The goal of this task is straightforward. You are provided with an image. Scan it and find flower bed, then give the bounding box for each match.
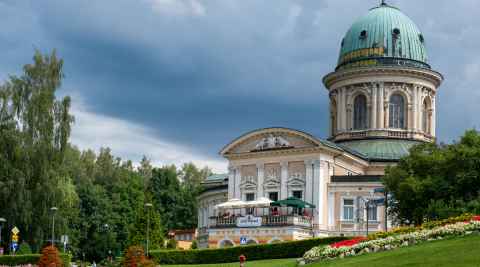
[329,237,367,248]
[301,218,480,265]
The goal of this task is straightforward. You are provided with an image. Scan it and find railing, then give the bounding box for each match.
[210,215,312,228]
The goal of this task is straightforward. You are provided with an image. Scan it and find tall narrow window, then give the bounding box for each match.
[422,98,431,134]
[342,199,354,221]
[353,94,367,130]
[367,204,377,221]
[389,94,406,129]
[331,99,337,136]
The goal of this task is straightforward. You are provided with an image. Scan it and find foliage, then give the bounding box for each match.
[38,246,63,267]
[165,239,177,250]
[0,51,211,262]
[150,237,347,265]
[122,246,154,267]
[0,50,77,252]
[190,240,198,250]
[127,204,164,250]
[17,243,32,255]
[383,130,480,224]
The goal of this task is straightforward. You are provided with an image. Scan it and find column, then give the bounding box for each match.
[234,167,241,199]
[280,162,288,199]
[257,163,264,198]
[304,160,313,204]
[412,86,418,130]
[312,160,321,226]
[431,96,436,136]
[379,83,385,128]
[336,89,342,132]
[341,88,348,131]
[372,84,377,129]
[227,166,235,199]
[417,86,422,132]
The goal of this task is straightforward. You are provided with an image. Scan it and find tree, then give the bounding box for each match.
[128,204,164,250]
[0,50,77,252]
[383,130,480,225]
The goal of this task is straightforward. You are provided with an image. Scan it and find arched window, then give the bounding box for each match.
[422,98,431,134]
[331,99,337,135]
[353,94,367,130]
[389,94,406,129]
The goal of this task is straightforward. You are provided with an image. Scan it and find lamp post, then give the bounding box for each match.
[0,217,6,250]
[144,203,153,256]
[103,223,110,261]
[51,207,58,246]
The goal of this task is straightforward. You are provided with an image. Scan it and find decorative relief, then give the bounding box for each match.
[288,161,306,186]
[263,163,281,189]
[253,134,291,151]
[240,165,257,190]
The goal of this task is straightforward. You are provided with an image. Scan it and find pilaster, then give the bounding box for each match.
[280,162,288,199]
[257,163,265,198]
[304,160,313,204]
[234,166,241,199]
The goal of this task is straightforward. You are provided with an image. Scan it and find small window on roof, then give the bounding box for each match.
[360,30,368,39]
[419,34,424,43]
[341,38,345,47]
[392,28,401,37]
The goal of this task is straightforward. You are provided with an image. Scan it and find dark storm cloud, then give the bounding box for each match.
[0,0,479,163]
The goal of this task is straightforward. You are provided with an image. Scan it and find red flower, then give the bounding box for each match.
[472,215,480,221]
[330,237,367,248]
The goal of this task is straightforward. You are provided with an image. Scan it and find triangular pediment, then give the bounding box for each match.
[221,128,324,155]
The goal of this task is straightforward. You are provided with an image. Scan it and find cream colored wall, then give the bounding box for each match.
[326,68,441,143]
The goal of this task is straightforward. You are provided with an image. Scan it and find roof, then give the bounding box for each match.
[337,2,428,70]
[337,139,422,161]
[205,173,228,182]
[331,175,382,183]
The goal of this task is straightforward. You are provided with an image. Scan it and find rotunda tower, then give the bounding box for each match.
[323,1,443,161]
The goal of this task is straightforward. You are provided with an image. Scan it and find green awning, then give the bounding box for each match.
[271,197,316,209]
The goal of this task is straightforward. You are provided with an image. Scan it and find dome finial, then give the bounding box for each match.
[381,0,387,5]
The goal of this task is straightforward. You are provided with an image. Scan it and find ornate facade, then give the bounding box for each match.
[197,2,443,248]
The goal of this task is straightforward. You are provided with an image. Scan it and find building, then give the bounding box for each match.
[197,1,443,248]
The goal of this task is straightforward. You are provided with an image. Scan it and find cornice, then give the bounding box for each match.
[323,67,443,89]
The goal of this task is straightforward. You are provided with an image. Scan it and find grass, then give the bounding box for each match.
[163,258,297,267]
[309,234,480,267]
[163,234,480,267]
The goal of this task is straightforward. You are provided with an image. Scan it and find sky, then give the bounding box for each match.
[1,0,479,173]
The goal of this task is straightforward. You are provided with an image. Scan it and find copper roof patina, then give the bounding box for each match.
[337,2,429,70]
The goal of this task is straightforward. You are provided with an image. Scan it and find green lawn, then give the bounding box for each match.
[163,234,480,267]
[163,258,297,267]
[309,234,480,267]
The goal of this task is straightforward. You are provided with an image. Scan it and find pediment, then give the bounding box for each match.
[221,128,323,155]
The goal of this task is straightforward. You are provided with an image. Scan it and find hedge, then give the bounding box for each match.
[0,253,72,267]
[150,236,347,265]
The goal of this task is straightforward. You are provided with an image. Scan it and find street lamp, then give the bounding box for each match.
[144,203,153,256]
[51,207,58,246]
[0,217,6,248]
[103,224,111,261]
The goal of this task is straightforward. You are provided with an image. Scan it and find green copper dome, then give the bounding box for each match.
[337,2,429,70]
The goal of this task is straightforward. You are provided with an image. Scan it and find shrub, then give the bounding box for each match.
[190,240,198,250]
[165,239,176,249]
[38,246,63,267]
[150,236,347,265]
[17,243,33,255]
[0,253,71,267]
[122,246,154,267]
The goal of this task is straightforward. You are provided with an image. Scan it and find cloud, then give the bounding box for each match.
[147,0,206,16]
[2,0,480,165]
[70,97,228,173]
